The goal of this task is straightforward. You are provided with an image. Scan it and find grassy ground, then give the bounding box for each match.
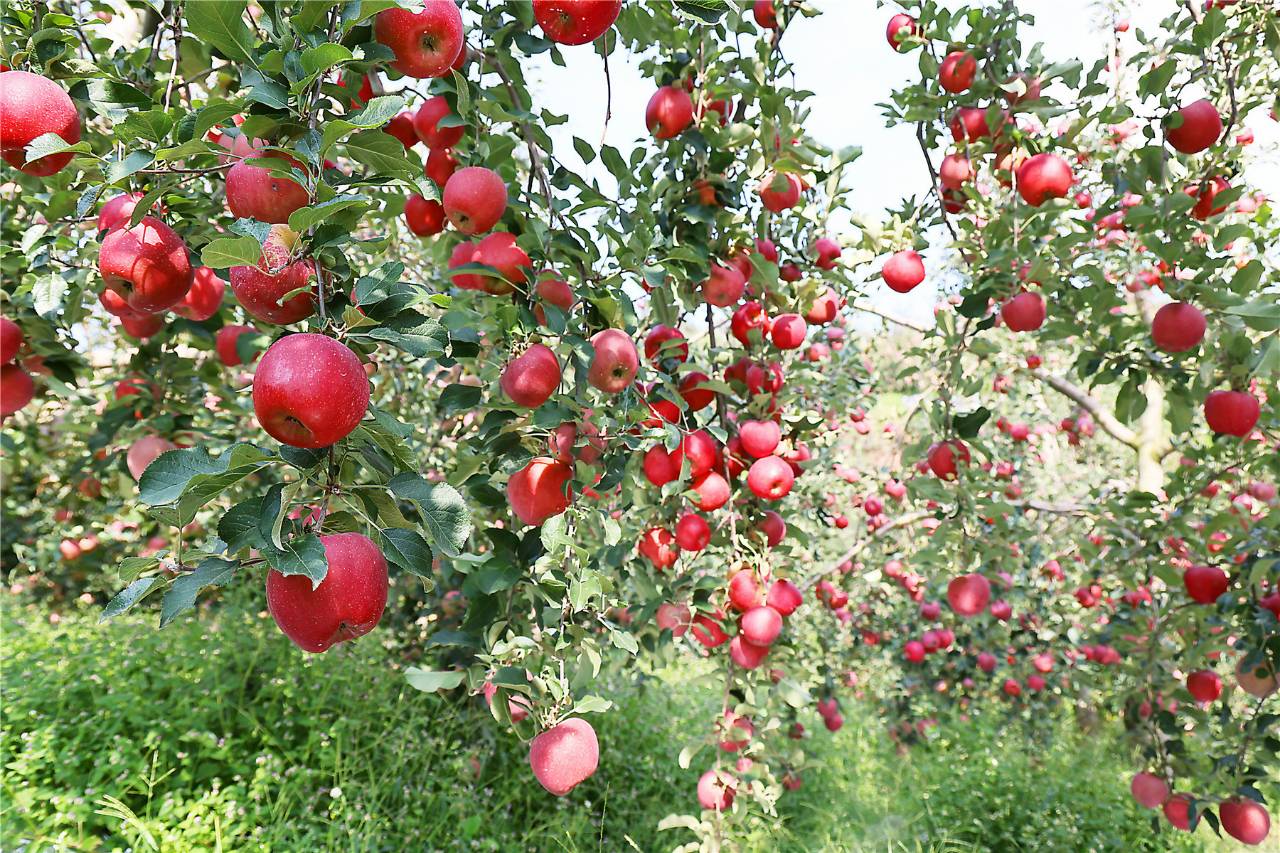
[0,593,1242,852]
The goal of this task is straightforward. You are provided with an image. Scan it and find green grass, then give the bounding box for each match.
[0,594,1246,852]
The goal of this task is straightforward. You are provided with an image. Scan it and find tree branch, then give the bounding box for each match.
[801,511,934,593]
[849,299,929,333]
[1023,367,1139,448]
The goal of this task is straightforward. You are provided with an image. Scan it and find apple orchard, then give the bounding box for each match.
[0,0,1278,848]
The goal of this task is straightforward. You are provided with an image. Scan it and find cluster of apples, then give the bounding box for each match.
[1131,772,1271,845]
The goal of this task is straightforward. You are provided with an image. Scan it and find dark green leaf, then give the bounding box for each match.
[388,473,472,557]
[159,558,238,627]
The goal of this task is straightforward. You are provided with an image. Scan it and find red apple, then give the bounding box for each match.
[947,572,991,617]
[645,86,694,139]
[729,570,763,612]
[939,51,976,93]
[729,635,769,669]
[587,329,638,393]
[1016,153,1074,206]
[638,526,679,569]
[384,111,418,149]
[758,171,802,212]
[1183,564,1227,604]
[767,578,802,615]
[215,324,257,366]
[679,372,715,411]
[501,343,560,407]
[697,769,736,811]
[1163,795,1192,831]
[1187,175,1230,220]
[1130,772,1168,809]
[770,313,806,349]
[927,440,970,479]
[120,313,164,340]
[1166,99,1222,154]
[739,420,781,458]
[1203,390,1259,437]
[730,302,769,347]
[740,605,782,646]
[374,1,464,79]
[1186,669,1222,703]
[469,231,531,294]
[747,456,794,500]
[1220,797,1271,846]
[0,363,35,417]
[675,512,711,551]
[885,13,918,51]
[938,153,973,189]
[701,263,746,307]
[656,602,691,636]
[252,333,369,448]
[127,434,176,481]
[1151,302,1205,353]
[534,275,574,324]
[425,146,458,187]
[443,166,507,235]
[97,192,145,233]
[532,0,621,45]
[230,258,316,325]
[1001,292,1045,332]
[0,71,81,176]
[225,154,310,224]
[883,250,925,293]
[753,0,777,28]
[0,317,22,364]
[173,267,226,321]
[690,470,730,511]
[98,217,194,314]
[413,96,465,149]
[405,194,446,236]
[267,533,388,652]
[643,325,688,363]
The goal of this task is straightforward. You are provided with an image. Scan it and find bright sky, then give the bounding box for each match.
[526,1,1280,329]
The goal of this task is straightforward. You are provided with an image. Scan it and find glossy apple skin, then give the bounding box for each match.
[404,194,446,236]
[230,259,316,325]
[697,769,736,811]
[1219,797,1271,846]
[1203,390,1259,437]
[747,455,794,500]
[252,333,369,448]
[0,70,81,176]
[501,343,561,407]
[702,264,746,307]
[425,146,458,186]
[1151,302,1205,353]
[413,96,464,149]
[528,718,599,796]
[0,363,35,417]
[266,532,389,653]
[375,2,464,79]
[215,324,256,367]
[384,111,418,149]
[97,192,145,233]
[587,329,638,393]
[947,573,991,616]
[225,154,310,224]
[507,456,573,526]
[173,267,226,321]
[1001,292,1046,332]
[645,86,694,139]
[0,317,21,364]
[771,313,806,349]
[1016,153,1074,206]
[1166,99,1222,154]
[120,313,164,339]
[532,0,621,45]
[98,217,194,314]
[443,166,508,235]
[883,250,925,293]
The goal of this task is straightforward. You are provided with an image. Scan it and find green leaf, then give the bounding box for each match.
[263,533,328,587]
[387,473,472,557]
[105,151,155,183]
[242,68,289,109]
[100,576,162,622]
[345,95,406,128]
[201,235,263,269]
[361,311,448,358]
[953,407,990,439]
[31,272,68,318]
[438,383,481,416]
[572,136,595,163]
[69,79,153,118]
[185,0,256,64]
[344,129,419,178]
[1223,300,1280,332]
[138,443,275,526]
[571,695,613,715]
[159,558,237,627]
[22,131,91,165]
[118,555,161,583]
[190,101,246,142]
[352,261,405,307]
[293,0,341,31]
[404,667,465,693]
[674,0,730,24]
[116,109,174,143]
[381,527,434,578]
[219,496,267,554]
[301,42,353,77]
[287,196,368,233]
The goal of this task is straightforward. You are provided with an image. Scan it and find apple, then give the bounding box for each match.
[883,250,925,293]
[1166,99,1222,154]
[1203,390,1259,437]
[675,512,711,551]
[529,717,599,796]
[730,302,769,347]
[1016,153,1074,206]
[172,267,226,321]
[1220,797,1271,846]
[508,457,573,526]
[469,231,531,294]
[690,610,729,647]
[729,570,763,612]
[823,713,843,733]
[374,1,464,79]
[904,640,926,663]
[679,372,715,411]
[230,258,316,325]
[1129,772,1168,809]
[0,317,21,363]
[534,275,575,324]
[690,471,730,511]
[927,440,970,479]
[1186,669,1222,703]
[0,71,81,175]
[98,217,194,314]
[977,652,997,673]
[253,333,369,448]
[642,444,681,487]
[1002,72,1042,104]
[215,324,257,367]
[638,526,679,569]
[1001,292,1045,332]
[425,146,458,188]
[481,680,531,722]
[1151,302,1205,352]
[740,605,782,646]
[127,434,176,481]
[939,51,976,93]
[414,96,465,149]
[697,769,736,811]
[587,329,638,393]
[532,0,621,45]
[1163,795,1192,831]
[405,194,446,236]
[763,577,799,613]
[779,262,801,281]
[0,363,35,417]
[225,154,310,224]
[384,111,418,149]
[501,343,561,407]
[947,573,991,617]
[885,13,917,51]
[645,86,694,139]
[949,106,1005,142]
[643,325,688,363]
[443,166,507,235]
[656,601,691,636]
[1187,175,1230,220]
[1183,564,1227,604]
[729,635,769,669]
[267,532,388,652]
[97,192,145,233]
[938,153,973,189]
[758,171,802,212]
[753,0,777,28]
[746,456,794,500]
[739,420,781,458]
[770,313,806,349]
[701,263,746,307]
[120,313,164,340]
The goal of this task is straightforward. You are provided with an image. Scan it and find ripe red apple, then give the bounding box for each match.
[507,457,573,526]
[97,192,144,233]
[730,302,769,347]
[173,267,226,321]
[1163,795,1192,831]
[468,231,531,294]
[766,578,802,615]
[758,171,802,212]
[384,111,418,149]
[1002,72,1042,104]
[638,526,679,569]
[770,313,806,349]
[883,250,925,293]
[904,640,926,663]
[375,1,464,79]
[0,70,81,176]
[1186,669,1222,703]
[1166,99,1222,154]
[938,153,973,189]
[813,240,841,271]
[1203,390,1259,437]
[528,717,599,796]
[1,317,22,364]
[501,343,561,407]
[253,333,369,448]
[927,439,970,479]
[949,106,1004,142]
[643,324,688,363]
[656,601,691,636]
[1001,292,1045,332]
[414,96,465,149]
[405,194,446,236]
[702,263,746,307]
[425,146,458,187]
[679,372,715,411]
[126,434,176,481]
[939,51,976,93]
[120,313,164,340]
[885,13,918,51]
[675,512,711,551]
[947,572,991,617]
[443,166,507,235]
[1187,175,1230,220]
[739,420,781,458]
[267,532,388,653]
[534,276,574,324]
[690,470,730,511]
[1146,302,1205,353]
[0,363,35,417]
[1016,153,1074,206]
[1220,797,1271,846]
[642,444,681,487]
[225,154,310,224]
[645,86,694,139]
[697,769,736,811]
[691,611,729,648]
[753,0,777,28]
[1183,564,1227,604]
[230,258,316,325]
[729,635,769,669]
[532,0,621,45]
[587,329,638,393]
[99,217,194,314]
[977,651,997,672]
[747,456,794,500]
[1130,772,1169,809]
[740,605,782,646]
[215,324,257,366]
[729,570,763,612]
